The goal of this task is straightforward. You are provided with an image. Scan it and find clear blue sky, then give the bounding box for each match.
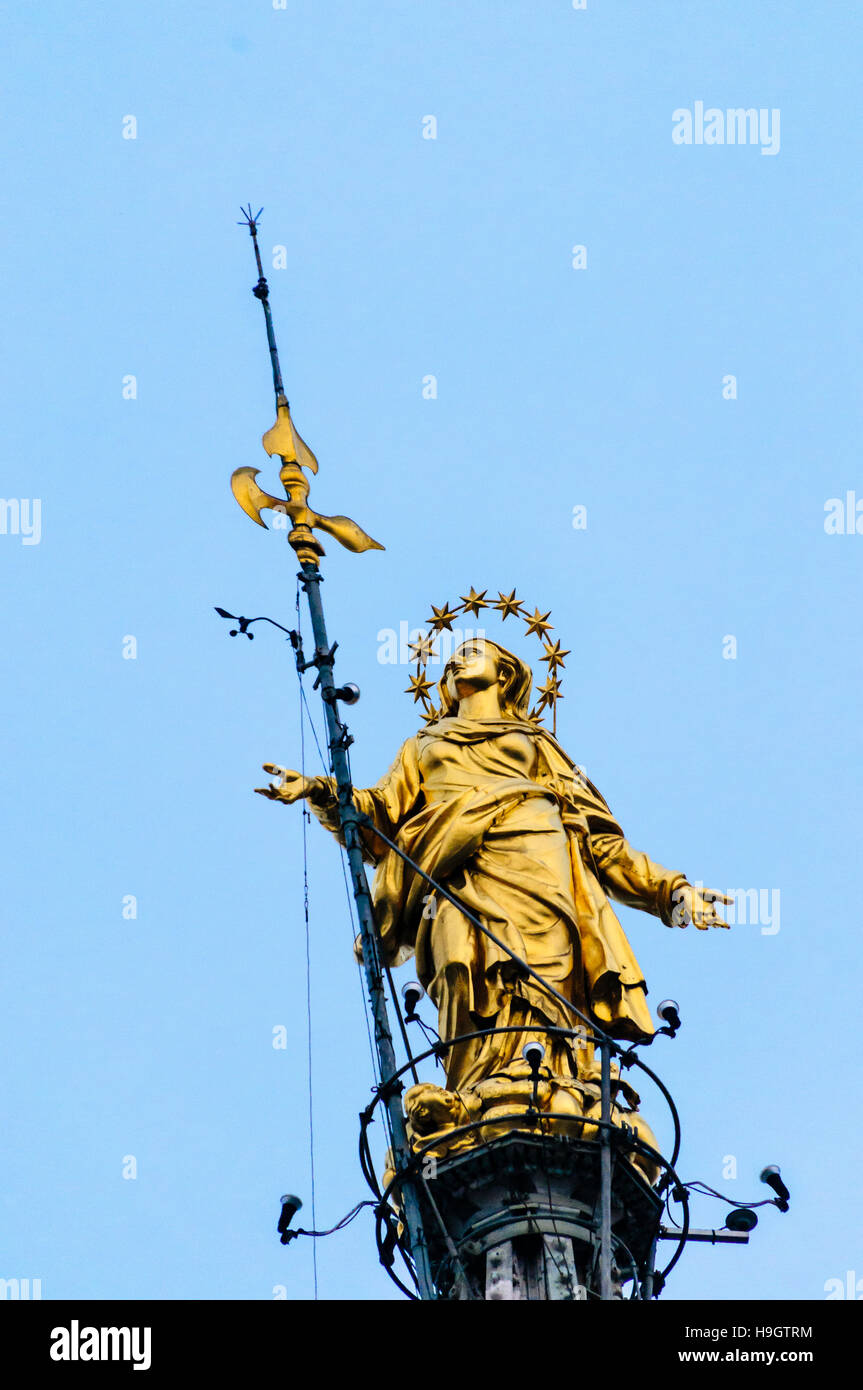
[1,1,861,1301]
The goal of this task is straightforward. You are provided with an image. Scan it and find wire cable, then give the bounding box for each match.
[296,584,318,1300]
[291,617,380,1094]
[291,1200,376,1239]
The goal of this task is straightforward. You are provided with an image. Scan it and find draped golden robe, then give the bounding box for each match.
[308,717,685,1095]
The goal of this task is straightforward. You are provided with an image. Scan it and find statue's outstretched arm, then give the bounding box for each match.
[254,738,421,865]
[589,830,687,924]
[589,830,729,930]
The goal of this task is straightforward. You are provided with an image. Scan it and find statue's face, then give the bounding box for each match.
[444,639,499,702]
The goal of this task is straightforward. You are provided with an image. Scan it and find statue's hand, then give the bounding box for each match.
[254,764,309,805]
[671,883,731,930]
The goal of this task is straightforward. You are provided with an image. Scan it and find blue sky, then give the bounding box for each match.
[1,1,861,1301]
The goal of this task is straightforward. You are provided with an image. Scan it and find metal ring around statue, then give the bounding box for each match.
[363,1020,682,1175]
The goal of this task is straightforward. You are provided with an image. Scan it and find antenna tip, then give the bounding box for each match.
[237,204,264,232]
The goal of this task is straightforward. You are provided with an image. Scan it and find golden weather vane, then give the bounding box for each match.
[230,207,384,563]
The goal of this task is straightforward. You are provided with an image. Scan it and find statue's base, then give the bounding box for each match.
[419,1130,663,1301]
[404,1076,662,1187]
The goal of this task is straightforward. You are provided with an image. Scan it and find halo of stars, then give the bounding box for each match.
[403,588,570,733]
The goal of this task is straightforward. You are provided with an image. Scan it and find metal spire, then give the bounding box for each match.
[238,205,286,405]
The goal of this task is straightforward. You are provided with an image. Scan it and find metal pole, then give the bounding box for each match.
[642,1235,656,1300]
[599,1036,613,1300]
[299,563,436,1301]
[240,208,286,401]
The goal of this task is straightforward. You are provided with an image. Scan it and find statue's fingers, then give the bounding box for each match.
[262,763,286,777]
[254,787,274,798]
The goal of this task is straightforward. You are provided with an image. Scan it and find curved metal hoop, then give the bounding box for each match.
[361,1020,681,1174]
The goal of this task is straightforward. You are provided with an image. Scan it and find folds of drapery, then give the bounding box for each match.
[306,718,687,1043]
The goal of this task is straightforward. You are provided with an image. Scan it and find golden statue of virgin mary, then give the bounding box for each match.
[256,637,728,1158]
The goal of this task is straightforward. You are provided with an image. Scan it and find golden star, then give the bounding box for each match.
[427,601,460,632]
[459,587,488,617]
[405,672,435,703]
[524,607,553,639]
[541,639,570,671]
[408,633,438,663]
[493,589,524,620]
[422,704,442,726]
[534,675,562,709]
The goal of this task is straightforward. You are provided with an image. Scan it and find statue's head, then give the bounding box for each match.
[438,638,532,719]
